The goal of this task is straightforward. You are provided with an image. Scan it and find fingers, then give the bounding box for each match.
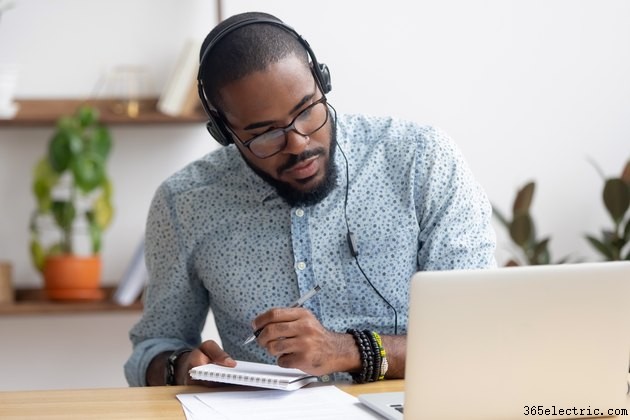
[183,340,236,387]
[253,309,338,375]
[199,340,236,367]
[254,307,314,345]
[252,306,305,332]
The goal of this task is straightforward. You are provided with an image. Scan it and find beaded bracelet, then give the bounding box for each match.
[347,329,370,383]
[349,328,390,383]
[365,330,383,382]
[371,331,388,380]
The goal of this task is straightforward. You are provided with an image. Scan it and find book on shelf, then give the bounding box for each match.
[189,360,319,391]
[157,38,202,117]
[112,238,148,306]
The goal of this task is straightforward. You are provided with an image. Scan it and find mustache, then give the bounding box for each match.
[278,148,325,174]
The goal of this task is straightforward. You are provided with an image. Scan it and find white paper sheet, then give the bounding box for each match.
[177,385,383,419]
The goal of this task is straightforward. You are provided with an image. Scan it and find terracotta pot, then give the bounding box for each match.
[43,255,105,301]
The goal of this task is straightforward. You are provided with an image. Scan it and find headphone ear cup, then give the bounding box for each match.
[318,62,332,94]
[206,112,233,146]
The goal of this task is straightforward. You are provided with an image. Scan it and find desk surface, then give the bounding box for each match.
[0,380,404,419]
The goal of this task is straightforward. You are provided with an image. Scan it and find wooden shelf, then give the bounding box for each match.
[0,287,143,316]
[0,98,207,126]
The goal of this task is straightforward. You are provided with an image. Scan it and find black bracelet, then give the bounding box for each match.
[165,348,192,386]
[365,330,382,382]
[347,329,375,384]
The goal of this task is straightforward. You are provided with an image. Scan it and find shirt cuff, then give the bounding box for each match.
[124,338,191,386]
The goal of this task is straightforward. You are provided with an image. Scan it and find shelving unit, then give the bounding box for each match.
[0,287,142,316]
[0,97,177,315]
[0,98,206,126]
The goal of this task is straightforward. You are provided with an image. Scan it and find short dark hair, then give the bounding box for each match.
[199,12,309,109]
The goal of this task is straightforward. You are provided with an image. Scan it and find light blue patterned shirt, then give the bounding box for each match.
[124,113,496,386]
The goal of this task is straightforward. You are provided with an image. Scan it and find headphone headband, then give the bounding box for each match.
[197,16,332,146]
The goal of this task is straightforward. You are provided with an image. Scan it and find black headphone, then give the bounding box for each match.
[197,17,332,146]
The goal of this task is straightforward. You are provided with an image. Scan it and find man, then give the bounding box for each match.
[125,11,496,387]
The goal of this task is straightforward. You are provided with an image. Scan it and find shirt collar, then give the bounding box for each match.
[229,146,279,203]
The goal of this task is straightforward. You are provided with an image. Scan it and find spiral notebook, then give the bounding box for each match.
[189,360,318,391]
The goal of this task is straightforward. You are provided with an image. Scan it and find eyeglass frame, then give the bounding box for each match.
[221,96,330,159]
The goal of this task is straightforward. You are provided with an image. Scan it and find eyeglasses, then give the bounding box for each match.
[229,97,330,159]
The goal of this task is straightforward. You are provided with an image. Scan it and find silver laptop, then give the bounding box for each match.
[360,262,630,419]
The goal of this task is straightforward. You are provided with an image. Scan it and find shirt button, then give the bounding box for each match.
[295,208,304,217]
[296,261,306,270]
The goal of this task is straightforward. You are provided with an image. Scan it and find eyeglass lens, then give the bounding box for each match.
[248,100,329,158]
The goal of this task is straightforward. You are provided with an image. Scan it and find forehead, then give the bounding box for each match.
[220,55,314,128]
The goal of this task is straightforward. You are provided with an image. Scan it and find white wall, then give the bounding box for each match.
[0,0,628,390]
[222,0,630,265]
[2,0,629,290]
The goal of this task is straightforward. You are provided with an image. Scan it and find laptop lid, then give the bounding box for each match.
[400,261,630,419]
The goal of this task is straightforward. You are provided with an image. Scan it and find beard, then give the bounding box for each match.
[245,129,338,208]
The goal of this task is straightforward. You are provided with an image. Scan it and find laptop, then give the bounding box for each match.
[359,261,630,419]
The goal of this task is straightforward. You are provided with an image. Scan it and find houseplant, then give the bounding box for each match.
[29,105,114,300]
[585,159,630,260]
[492,181,570,266]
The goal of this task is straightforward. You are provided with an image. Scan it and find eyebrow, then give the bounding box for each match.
[243,90,316,131]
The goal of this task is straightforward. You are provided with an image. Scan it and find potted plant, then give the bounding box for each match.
[585,159,630,260]
[492,181,570,266]
[29,105,114,300]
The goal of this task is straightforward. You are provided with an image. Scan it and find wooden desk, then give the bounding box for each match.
[0,380,404,419]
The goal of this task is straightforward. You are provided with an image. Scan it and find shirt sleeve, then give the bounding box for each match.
[124,182,210,386]
[414,126,497,270]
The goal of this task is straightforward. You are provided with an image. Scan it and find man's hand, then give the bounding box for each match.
[179,340,237,386]
[147,340,236,386]
[252,307,361,376]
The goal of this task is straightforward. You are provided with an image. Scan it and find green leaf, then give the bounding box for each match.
[585,235,614,260]
[555,255,572,264]
[102,177,113,199]
[513,182,535,216]
[29,239,46,272]
[48,131,72,172]
[32,158,58,213]
[56,115,78,132]
[624,218,630,242]
[532,237,550,265]
[603,178,630,224]
[88,219,102,254]
[72,153,105,193]
[47,243,65,257]
[510,213,532,246]
[92,192,114,229]
[621,160,630,186]
[534,248,550,265]
[76,105,99,127]
[601,229,615,244]
[89,125,112,160]
[51,200,75,232]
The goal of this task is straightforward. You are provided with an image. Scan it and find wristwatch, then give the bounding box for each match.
[165,348,192,386]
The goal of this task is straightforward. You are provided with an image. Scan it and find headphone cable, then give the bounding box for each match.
[333,118,399,335]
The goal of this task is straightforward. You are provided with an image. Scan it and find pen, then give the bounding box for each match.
[243,284,322,345]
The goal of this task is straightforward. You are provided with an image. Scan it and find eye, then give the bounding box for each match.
[251,128,283,143]
[298,108,312,121]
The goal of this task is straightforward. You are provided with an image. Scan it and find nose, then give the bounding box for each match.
[281,129,310,155]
